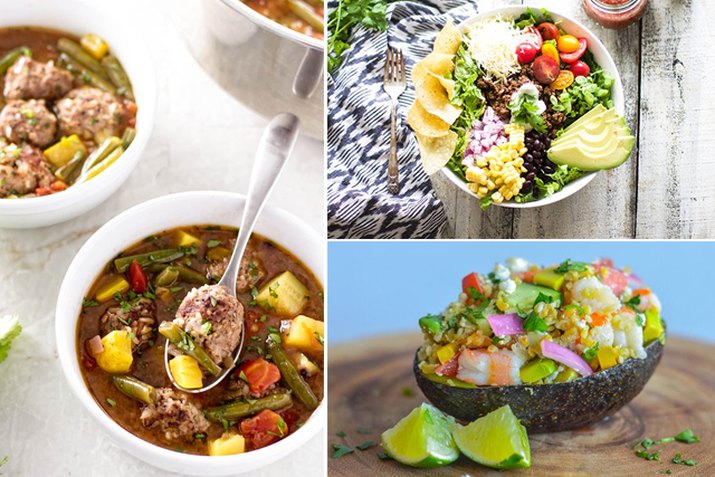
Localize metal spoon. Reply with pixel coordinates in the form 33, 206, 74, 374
164, 113, 300, 393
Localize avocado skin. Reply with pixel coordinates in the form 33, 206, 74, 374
414, 335, 664, 433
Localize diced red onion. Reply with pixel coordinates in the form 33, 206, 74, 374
540, 340, 593, 377
487, 313, 524, 337
87, 335, 104, 356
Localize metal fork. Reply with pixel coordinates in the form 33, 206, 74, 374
383, 47, 407, 195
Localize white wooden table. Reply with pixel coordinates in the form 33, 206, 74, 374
432, 0, 715, 239
0, 2, 325, 476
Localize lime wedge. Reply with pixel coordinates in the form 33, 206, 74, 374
453, 405, 531, 469
381, 403, 459, 468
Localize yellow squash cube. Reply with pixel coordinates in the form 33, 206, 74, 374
95, 275, 130, 303
208, 433, 246, 456
80, 33, 108, 60
283, 315, 324, 355
96, 330, 133, 373
256, 271, 309, 316
436, 343, 458, 365
43, 135, 87, 168
169, 355, 203, 389
176, 230, 201, 247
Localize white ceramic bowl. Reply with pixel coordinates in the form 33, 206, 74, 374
0, 0, 155, 228
443, 6, 625, 208
55, 192, 326, 476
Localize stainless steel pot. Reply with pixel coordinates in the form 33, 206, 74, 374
175, 0, 324, 139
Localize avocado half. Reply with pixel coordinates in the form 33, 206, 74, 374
414, 337, 664, 433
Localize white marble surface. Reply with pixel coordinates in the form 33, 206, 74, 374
0, 1, 325, 476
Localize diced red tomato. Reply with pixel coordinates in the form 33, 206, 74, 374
560, 38, 588, 64
435, 354, 459, 378
537, 22, 560, 41
597, 266, 628, 296
127, 259, 148, 293
462, 272, 483, 305
240, 409, 288, 450
569, 60, 591, 77
35, 180, 68, 196
520, 270, 536, 283
238, 358, 281, 394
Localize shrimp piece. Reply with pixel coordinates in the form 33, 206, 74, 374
457, 349, 525, 386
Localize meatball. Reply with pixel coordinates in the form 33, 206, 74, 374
3, 56, 74, 100
0, 99, 57, 147
100, 297, 156, 351
55, 87, 132, 141
0, 142, 54, 197
140, 388, 210, 442
174, 285, 244, 364
207, 242, 265, 293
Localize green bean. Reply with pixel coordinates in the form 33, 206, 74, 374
80, 136, 122, 177
158, 322, 221, 376
102, 54, 134, 100
267, 336, 318, 410
204, 392, 293, 422
287, 0, 324, 32
147, 263, 208, 285
58, 38, 108, 78
155, 266, 180, 287
55, 150, 86, 184
112, 375, 156, 405
121, 127, 136, 149
114, 248, 184, 273
58, 52, 116, 94
0, 46, 31, 75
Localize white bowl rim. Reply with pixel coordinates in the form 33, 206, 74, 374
440, 5, 625, 209
55, 191, 325, 471
218, 0, 323, 51
0, 0, 156, 215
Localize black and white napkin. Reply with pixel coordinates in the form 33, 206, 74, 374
327, 0, 479, 239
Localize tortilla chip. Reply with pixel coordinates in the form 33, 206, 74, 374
436, 75, 456, 100
415, 53, 455, 78
414, 70, 462, 125
408, 100, 451, 138
416, 130, 458, 175
433, 19, 462, 56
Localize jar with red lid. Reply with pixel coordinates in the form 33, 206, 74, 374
582, 0, 648, 29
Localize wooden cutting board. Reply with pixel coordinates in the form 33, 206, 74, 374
328, 334, 715, 476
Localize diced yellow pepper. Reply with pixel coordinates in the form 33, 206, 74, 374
283, 315, 324, 356
208, 433, 246, 456
256, 271, 309, 316
437, 343, 458, 365
95, 330, 133, 373
176, 230, 201, 247
43, 135, 87, 168
644, 309, 665, 344
169, 355, 203, 389
597, 346, 619, 370
80, 33, 108, 60
95, 275, 130, 303
533, 270, 565, 291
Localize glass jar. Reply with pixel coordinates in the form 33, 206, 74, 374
582, 0, 648, 29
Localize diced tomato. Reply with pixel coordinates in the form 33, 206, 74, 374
569, 60, 591, 78
560, 38, 588, 64
632, 288, 651, 297
537, 22, 560, 41
597, 266, 628, 296
532, 55, 560, 84
35, 181, 67, 196
520, 270, 536, 283
238, 358, 281, 394
590, 312, 607, 327
240, 409, 288, 450
516, 42, 538, 64
127, 259, 148, 293
435, 354, 459, 378
462, 272, 483, 305
81, 353, 97, 371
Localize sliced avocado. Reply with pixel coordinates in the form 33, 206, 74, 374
520, 358, 557, 383
533, 270, 565, 291
597, 346, 619, 370
644, 309, 665, 343
559, 104, 607, 136
553, 367, 579, 383
557, 107, 619, 143
506, 282, 561, 311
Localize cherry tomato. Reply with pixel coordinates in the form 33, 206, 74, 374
560, 37, 588, 64
237, 358, 281, 395
569, 60, 591, 77
127, 259, 148, 293
597, 266, 628, 296
557, 34, 580, 53
435, 354, 459, 378
537, 22, 560, 41
516, 42, 537, 64
524, 26, 543, 49
550, 70, 575, 90
541, 43, 560, 64
462, 272, 483, 304
240, 410, 287, 450
532, 55, 560, 84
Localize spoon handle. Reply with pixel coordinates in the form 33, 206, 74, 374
219, 113, 301, 291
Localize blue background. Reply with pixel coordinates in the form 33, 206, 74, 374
328, 241, 715, 344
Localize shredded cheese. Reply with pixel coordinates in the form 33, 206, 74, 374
466, 17, 531, 82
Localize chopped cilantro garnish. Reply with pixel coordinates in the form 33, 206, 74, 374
335, 431, 346, 438
583, 343, 599, 361
401, 387, 414, 397
523, 311, 548, 332
206, 239, 221, 249
533, 292, 555, 306
377, 451, 392, 460
331, 444, 354, 458
357, 428, 371, 434
82, 298, 99, 308
554, 259, 589, 274
672, 453, 697, 466
356, 440, 377, 450
635, 450, 660, 461
675, 429, 700, 443
106, 398, 116, 407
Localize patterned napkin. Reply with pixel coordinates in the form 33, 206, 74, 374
327, 0, 479, 239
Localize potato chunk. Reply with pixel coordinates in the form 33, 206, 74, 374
283, 315, 324, 356
256, 271, 309, 316
96, 330, 133, 373
208, 433, 246, 456
169, 355, 203, 389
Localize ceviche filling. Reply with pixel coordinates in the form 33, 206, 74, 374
408, 8, 634, 208
417, 257, 665, 386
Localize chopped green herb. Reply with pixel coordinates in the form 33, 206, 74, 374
238, 371, 249, 383
314, 331, 324, 347
106, 398, 116, 407
564, 303, 586, 315
357, 440, 377, 451
672, 453, 697, 466
357, 428, 371, 434
491, 336, 503, 345
583, 343, 600, 361
523, 311, 548, 332
335, 431, 347, 438
194, 433, 206, 441
554, 259, 590, 274
269, 282, 280, 299
635, 450, 660, 461
655, 437, 675, 445
377, 451, 392, 460
249, 287, 259, 306
200, 320, 213, 335
206, 239, 221, 249
331, 444, 354, 458
675, 429, 700, 444
401, 387, 414, 397
533, 292, 556, 307
82, 298, 99, 308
